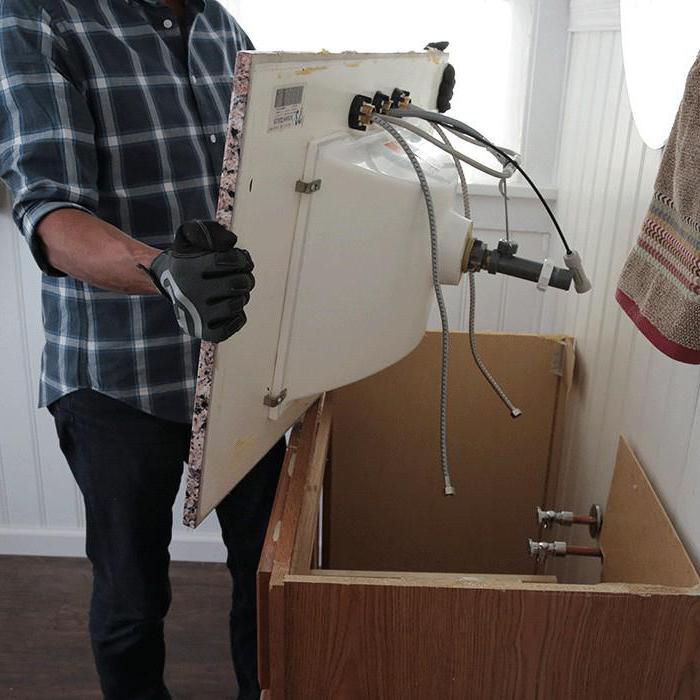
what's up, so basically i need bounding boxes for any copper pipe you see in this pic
[536,504,603,538]
[528,539,603,562]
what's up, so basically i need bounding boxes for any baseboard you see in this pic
[0,526,227,563]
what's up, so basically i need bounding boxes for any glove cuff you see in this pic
[138,255,168,296]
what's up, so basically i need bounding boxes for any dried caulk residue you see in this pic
[295,65,329,75]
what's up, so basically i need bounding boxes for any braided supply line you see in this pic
[373,116,455,496]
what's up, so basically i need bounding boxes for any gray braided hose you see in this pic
[373,116,455,496]
[432,124,522,418]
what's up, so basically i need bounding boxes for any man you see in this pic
[0,1,284,698]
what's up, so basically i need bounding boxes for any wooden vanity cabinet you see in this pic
[257,333,700,699]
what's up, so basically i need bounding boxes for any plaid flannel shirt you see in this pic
[0,0,251,423]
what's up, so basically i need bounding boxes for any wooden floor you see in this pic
[0,556,238,699]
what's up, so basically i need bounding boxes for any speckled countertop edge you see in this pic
[184,52,253,528]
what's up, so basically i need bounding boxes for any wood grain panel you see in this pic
[281,577,700,699]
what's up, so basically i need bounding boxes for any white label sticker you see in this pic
[269,84,304,131]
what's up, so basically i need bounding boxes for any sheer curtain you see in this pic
[219,0,535,149]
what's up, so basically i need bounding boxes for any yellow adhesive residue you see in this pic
[287,452,297,477]
[345,62,360,68]
[295,65,329,75]
[232,434,257,452]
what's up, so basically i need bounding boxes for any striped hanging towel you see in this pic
[616,54,700,363]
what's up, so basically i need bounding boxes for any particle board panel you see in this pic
[311,569,558,584]
[325,331,573,575]
[601,436,700,587]
[280,576,700,699]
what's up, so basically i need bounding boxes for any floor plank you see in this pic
[0,556,237,699]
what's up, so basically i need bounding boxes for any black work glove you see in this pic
[143,220,255,343]
[437,63,455,113]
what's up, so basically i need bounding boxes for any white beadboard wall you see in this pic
[553,5,700,579]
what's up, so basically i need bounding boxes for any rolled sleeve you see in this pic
[19,200,95,275]
[0,3,98,275]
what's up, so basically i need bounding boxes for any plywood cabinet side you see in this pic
[257,421,296,692]
[289,396,332,574]
[257,399,323,691]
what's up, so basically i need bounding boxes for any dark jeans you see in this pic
[49,389,285,700]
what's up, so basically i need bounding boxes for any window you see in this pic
[220,0,535,150]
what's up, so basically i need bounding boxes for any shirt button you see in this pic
[210,134,217,143]
[163,19,173,29]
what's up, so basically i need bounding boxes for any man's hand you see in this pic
[145,220,255,343]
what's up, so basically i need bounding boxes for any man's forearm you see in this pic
[37,208,160,294]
